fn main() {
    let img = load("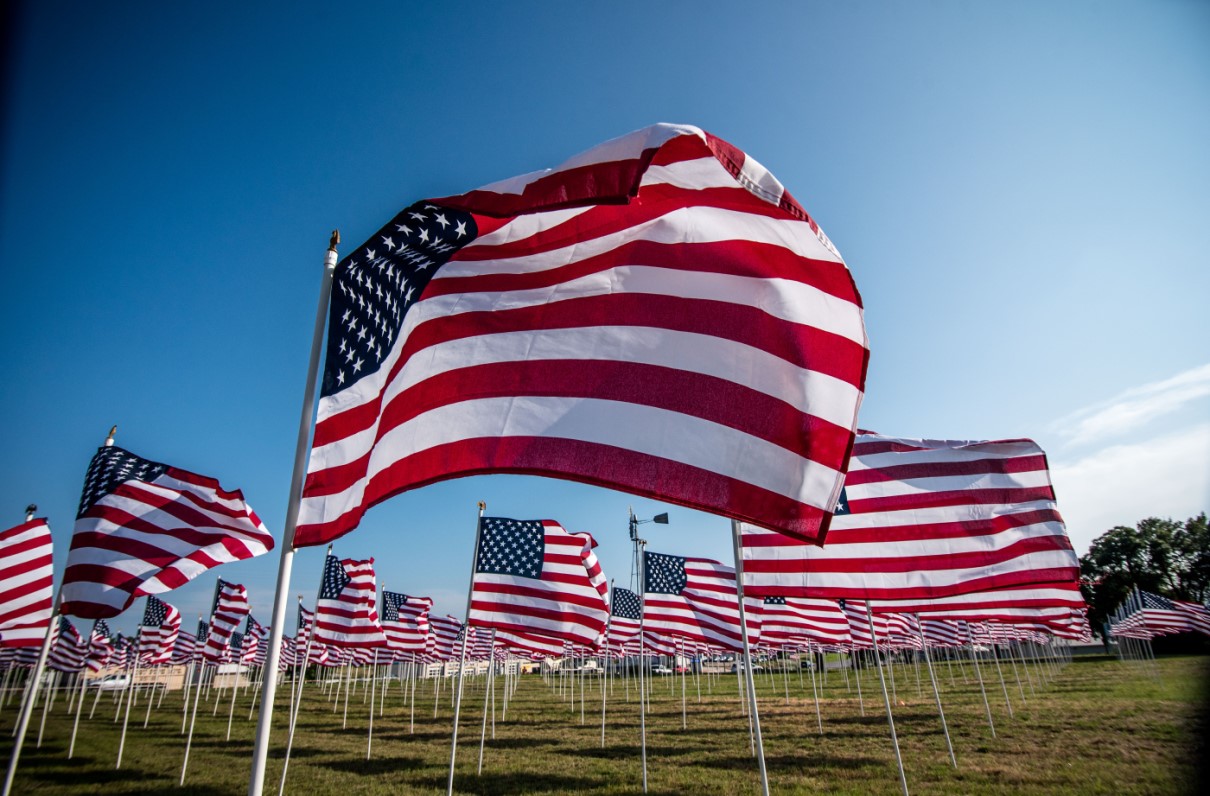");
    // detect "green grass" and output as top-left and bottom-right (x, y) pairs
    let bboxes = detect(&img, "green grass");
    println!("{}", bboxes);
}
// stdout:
(4, 654), (1206, 794)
